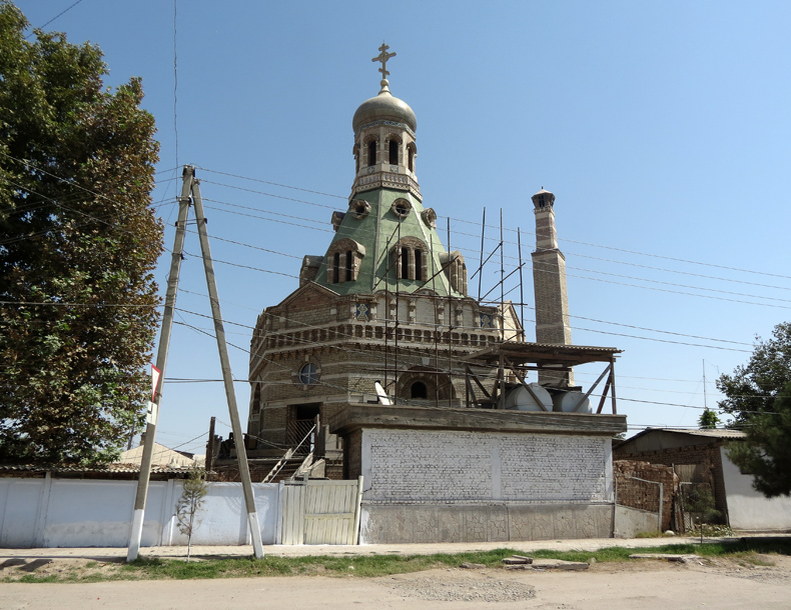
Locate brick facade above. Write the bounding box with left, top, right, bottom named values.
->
left=362, top=428, right=612, bottom=504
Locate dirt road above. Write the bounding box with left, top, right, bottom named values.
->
left=2, top=556, right=790, bottom=610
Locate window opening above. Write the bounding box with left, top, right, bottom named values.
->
left=332, top=252, right=340, bottom=283
left=415, top=249, right=423, bottom=281
left=367, top=140, right=376, bottom=166
left=401, top=247, right=410, bottom=279
left=298, top=363, right=318, bottom=385
left=345, top=251, right=353, bottom=280
left=389, top=139, right=398, bottom=165
left=411, top=382, right=428, bottom=399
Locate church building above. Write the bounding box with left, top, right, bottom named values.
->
left=246, top=46, right=627, bottom=543
left=247, top=46, right=519, bottom=460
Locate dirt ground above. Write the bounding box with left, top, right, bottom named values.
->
left=1, top=553, right=790, bottom=610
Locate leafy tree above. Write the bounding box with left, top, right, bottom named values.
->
left=717, top=322, right=791, bottom=497
left=727, top=382, right=791, bottom=497
left=175, top=469, right=208, bottom=562
left=716, top=322, right=791, bottom=426
left=698, top=408, right=720, bottom=429
left=0, top=2, right=162, bottom=464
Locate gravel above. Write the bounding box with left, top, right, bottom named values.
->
left=386, top=570, right=536, bottom=602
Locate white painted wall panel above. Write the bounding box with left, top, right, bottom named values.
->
left=721, top=447, right=791, bottom=531
left=0, top=478, right=280, bottom=548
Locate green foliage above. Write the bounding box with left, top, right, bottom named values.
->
left=698, top=408, right=721, bottom=429
left=717, top=322, right=791, bottom=426
left=717, top=322, right=791, bottom=497
left=0, top=2, right=162, bottom=464
left=727, top=383, right=791, bottom=498
left=175, top=469, right=208, bottom=562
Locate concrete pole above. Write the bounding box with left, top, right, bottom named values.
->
left=190, top=178, right=265, bottom=559
left=127, top=166, right=194, bottom=562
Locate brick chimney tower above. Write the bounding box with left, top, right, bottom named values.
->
left=531, top=188, right=574, bottom=388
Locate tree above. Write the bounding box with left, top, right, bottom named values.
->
left=175, top=469, right=208, bottom=562
left=716, top=322, right=791, bottom=426
left=0, top=2, right=162, bottom=464
left=726, top=382, right=791, bottom=497
left=717, top=322, right=791, bottom=497
left=698, top=408, right=720, bottom=429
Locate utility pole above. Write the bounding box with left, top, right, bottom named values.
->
left=191, top=178, right=264, bottom=558
left=127, top=166, right=193, bottom=562
left=127, top=166, right=264, bottom=561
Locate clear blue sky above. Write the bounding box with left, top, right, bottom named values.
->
left=15, top=1, right=791, bottom=455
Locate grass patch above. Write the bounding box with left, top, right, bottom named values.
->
left=4, top=539, right=790, bottom=583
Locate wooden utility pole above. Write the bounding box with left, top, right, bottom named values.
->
left=191, top=178, right=264, bottom=558
left=127, top=167, right=193, bottom=562
left=127, top=166, right=264, bottom=561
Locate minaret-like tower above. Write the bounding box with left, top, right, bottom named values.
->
left=531, top=188, right=574, bottom=388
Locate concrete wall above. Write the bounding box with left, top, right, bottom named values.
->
left=360, top=503, right=614, bottom=544
left=720, top=448, right=791, bottom=531
left=614, top=505, right=661, bottom=538
left=357, top=427, right=615, bottom=543
left=0, top=476, right=280, bottom=548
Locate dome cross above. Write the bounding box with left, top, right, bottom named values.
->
left=372, top=43, right=396, bottom=83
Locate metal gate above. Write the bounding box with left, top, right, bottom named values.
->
left=280, top=477, right=364, bottom=545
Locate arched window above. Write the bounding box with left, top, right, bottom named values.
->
left=411, top=381, right=428, bottom=399
left=440, top=251, right=468, bottom=295
left=391, top=237, right=428, bottom=282
left=407, top=143, right=416, bottom=172
left=251, top=384, right=261, bottom=414
left=367, top=140, right=377, bottom=166
left=332, top=252, right=341, bottom=284
left=326, top=238, right=366, bottom=284
left=389, top=139, right=398, bottom=165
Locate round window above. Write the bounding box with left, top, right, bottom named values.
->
left=391, top=198, right=412, bottom=218
left=298, top=362, right=318, bottom=385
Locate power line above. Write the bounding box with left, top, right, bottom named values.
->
left=24, top=0, right=85, bottom=38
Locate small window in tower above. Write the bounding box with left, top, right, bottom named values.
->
left=401, top=247, right=410, bottom=279
left=408, top=148, right=414, bottom=172
left=367, top=140, right=377, bottom=166
left=346, top=251, right=353, bottom=280
left=392, top=198, right=412, bottom=218
left=333, top=252, right=341, bottom=283
left=415, top=249, right=423, bottom=281
left=389, top=140, right=398, bottom=165
left=411, top=381, right=428, bottom=399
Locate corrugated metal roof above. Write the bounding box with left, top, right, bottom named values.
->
left=648, top=427, right=746, bottom=439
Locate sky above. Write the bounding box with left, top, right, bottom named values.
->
left=13, top=1, right=791, bottom=456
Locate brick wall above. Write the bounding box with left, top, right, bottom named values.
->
left=361, top=428, right=611, bottom=503
left=614, top=460, right=677, bottom=531
left=613, top=443, right=728, bottom=523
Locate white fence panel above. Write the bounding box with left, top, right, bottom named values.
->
left=0, top=476, right=280, bottom=548
left=281, top=478, right=363, bottom=545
